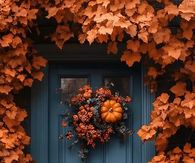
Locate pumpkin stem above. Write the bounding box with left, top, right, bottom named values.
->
left=109, top=108, right=113, bottom=112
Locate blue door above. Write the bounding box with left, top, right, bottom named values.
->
left=31, top=62, right=154, bottom=163
left=49, top=63, right=142, bottom=163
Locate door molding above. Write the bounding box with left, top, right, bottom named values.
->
left=34, top=43, right=122, bottom=62
left=31, top=43, right=155, bottom=163
left=31, top=67, right=49, bottom=163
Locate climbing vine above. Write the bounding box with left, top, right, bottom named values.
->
left=0, top=1, right=47, bottom=162
left=0, top=0, right=194, bottom=162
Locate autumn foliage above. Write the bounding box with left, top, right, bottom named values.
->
left=0, top=0, right=194, bottom=162
left=0, top=1, right=47, bottom=162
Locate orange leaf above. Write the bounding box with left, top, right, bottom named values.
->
left=78, top=34, right=86, bottom=44
left=147, top=67, right=158, bottom=79
left=47, top=7, right=59, bottom=18
left=32, top=56, right=47, bottom=70
left=121, top=51, right=141, bottom=67
left=17, top=75, right=25, bottom=82
left=16, top=8, right=28, bottom=17
left=0, top=85, right=13, bottom=94
left=98, top=26, right=113, bottom=35
left=165, top=4, right=179, bottom=15
left=127, top=40, right=140, bottom=52
left=179, top=0, right=195, bottom=21
left=158, top=93, right=169, bottom=104
left=6, top=109, right=17, bottom=120
left=107, top=42, right=118, bottom=54
left=3, top=116, right=18, bottom=129
left=16, top=110, right=27, bottom=122
left=52, top=25, right=73, bottom=49
left=126, top=24, right=137, bottom=37
left=28, top=9, right=38, bottom=20
left=170, top=82, right=186, bottom=96
left=138, top=30, right=148, bottom=43
left=4, top=153, right=19, bottom=163
left=12, top=36, right=22, bottom=48
left=185, top=61, right=195, bottom=73
left=163, top=46, right=182, bottom=60
left=32, top=71, right=44, bottom=81
left=24, top=78, right=33, bottom=87
left=0, top=34, right=13, bottom=47
left=150, top=154, right=166, bottom=162
left=4, top=68, right=16, bottom=77
left=87, top=29, right=98, bottom=44
left=137, top=125, right=156, bottom=141
left=153, top=29, right=171, bottom=44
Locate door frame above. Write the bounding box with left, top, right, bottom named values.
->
left=31, top=43, right=155, bottom=163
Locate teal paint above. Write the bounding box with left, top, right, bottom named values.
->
left=31, top=63, right=155, bottom=163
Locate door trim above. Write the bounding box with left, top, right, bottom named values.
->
left=31, top=67, right=49, bottom=163
left=31, top=43, right=155, bottom=163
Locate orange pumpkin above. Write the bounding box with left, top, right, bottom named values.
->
left=100, top=100, right=123, bottom=123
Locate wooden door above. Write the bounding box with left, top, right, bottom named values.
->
left=49, top=63, right=142, bottom=163
left=31, top=62, right=154, bottom=163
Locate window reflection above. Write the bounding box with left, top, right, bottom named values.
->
left=104, top=77, right=130, bottom=96
left=60, top=78, right=88, bottom=103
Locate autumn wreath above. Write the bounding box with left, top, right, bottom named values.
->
left=60, top=85, right=132, bottom=158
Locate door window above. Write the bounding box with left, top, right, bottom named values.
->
left=104, top=76, right=130, bottom=96
left=60, top=77, right=88, bottom=103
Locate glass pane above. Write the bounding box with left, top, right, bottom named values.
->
left=104, top=77, right=130, bottom=96
left=60, top=78, right=88, bottom=103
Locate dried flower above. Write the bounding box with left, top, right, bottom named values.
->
left=62, top=85, right=131, bottom=159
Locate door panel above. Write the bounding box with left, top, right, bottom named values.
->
left=49, top=64, right=141, bottom=163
